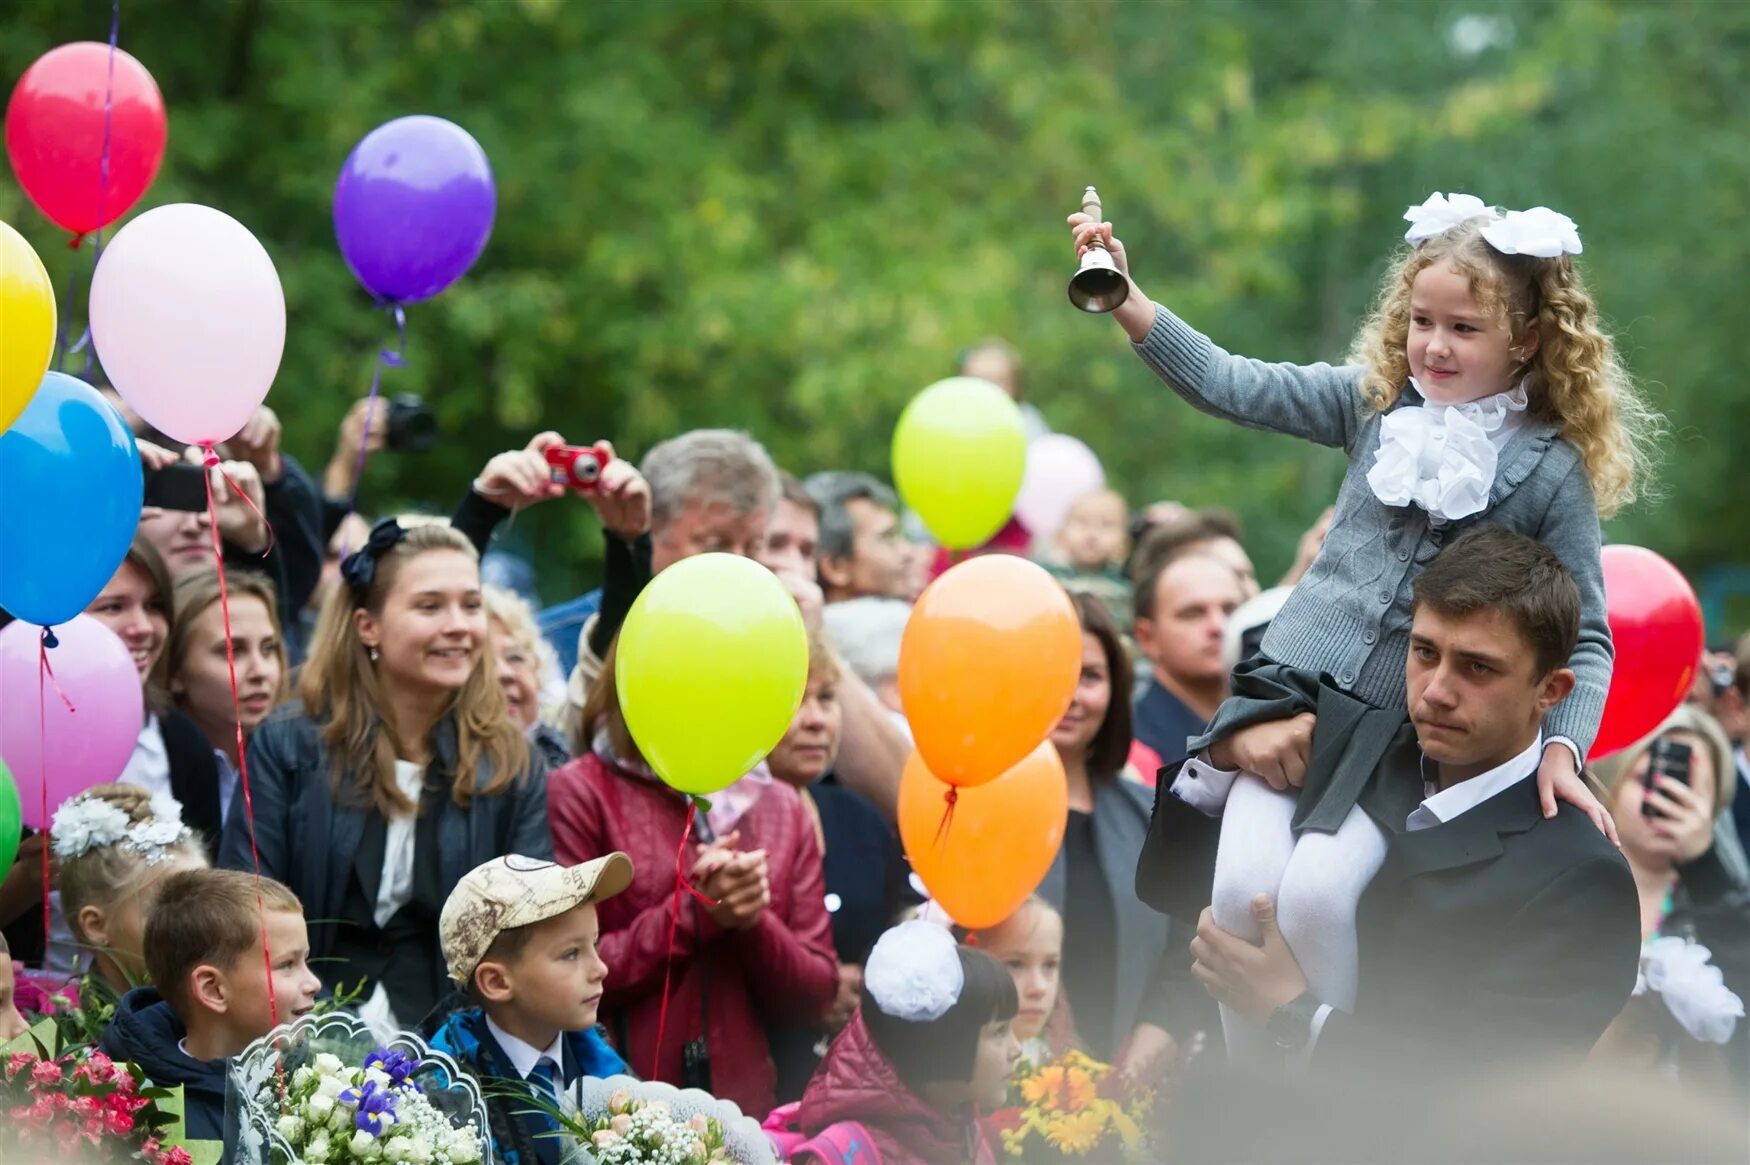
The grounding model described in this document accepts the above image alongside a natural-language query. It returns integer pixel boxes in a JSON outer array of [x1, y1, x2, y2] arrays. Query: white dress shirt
[[375, 760, 426, 928], [118, 713, 172, 801], [486, 1015, 566, 1086]]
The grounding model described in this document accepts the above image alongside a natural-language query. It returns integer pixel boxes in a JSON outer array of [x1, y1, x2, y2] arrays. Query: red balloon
[[1589, 546, 1704, 761], [6, 42, 167, 237]]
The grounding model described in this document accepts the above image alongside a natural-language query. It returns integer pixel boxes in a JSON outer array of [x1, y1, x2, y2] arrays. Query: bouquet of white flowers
[[555, 1078, 774, 1165], [230, 1015, 491, 1165]]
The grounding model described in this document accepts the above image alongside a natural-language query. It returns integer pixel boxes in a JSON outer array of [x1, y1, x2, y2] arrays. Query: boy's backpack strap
[[790, 1120, 883, 1164]]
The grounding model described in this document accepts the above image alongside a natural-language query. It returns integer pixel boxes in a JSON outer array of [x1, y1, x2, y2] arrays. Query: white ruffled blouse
[[1366, 381, 1529, 522]]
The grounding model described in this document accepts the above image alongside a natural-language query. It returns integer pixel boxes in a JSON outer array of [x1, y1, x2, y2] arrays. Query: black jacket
[[100, 987, 229, 1144], [216, 705, 552, 1000], [1314, 775, 1640, 1078]]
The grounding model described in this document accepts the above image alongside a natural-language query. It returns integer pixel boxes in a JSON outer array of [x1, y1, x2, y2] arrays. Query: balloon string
[[202, 449, 279, 1031], [933, 787, 959, 850], [55, 0, 121, 372], [201, 447, 277, 557], [652, 801, 711, 1079], [340, 303, 408, 555], [37, 635, 54, 961]]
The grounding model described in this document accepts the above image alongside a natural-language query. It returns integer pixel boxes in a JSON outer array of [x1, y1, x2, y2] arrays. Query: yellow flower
[[1044, 1108, 1107, 1156], [1020, 1063, 1098, 1112]]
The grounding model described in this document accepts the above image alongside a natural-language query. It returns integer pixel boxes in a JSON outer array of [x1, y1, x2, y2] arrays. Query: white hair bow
[[866, 919, 963, 1022], [1403, 192, 1582, 257]]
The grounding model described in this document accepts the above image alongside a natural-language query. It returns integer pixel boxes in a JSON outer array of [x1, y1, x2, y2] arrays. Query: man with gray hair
[[540, 428, 780, 681], [822, 597, 911, 716], [804, 471, 913, 605]]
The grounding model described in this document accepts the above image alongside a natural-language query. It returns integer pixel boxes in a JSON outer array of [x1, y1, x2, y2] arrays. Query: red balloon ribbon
[[201, 447, 280, 1029], [35, 631, 75, 964], [650, 801, 716, 1079]]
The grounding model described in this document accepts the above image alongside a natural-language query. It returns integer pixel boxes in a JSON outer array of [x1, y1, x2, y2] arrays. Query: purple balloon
[[333, 115, 496, 303]]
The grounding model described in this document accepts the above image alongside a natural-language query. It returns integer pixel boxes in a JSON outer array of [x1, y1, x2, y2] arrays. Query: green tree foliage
[[3, 0, 1744, 631]]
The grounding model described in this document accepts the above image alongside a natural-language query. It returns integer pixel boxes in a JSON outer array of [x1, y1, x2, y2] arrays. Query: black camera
[[385, 394, 437, 453]]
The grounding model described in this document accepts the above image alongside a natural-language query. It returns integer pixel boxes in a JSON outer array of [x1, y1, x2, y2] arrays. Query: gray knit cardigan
[[1131, 303, 1611, 757]]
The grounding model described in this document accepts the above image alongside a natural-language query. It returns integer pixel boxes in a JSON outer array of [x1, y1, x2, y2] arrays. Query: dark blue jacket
[[100, 988, 228, 1144], [429, 1006, 628, 1165]]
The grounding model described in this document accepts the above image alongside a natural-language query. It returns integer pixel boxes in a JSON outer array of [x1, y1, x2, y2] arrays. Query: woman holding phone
[[1590, 706, 1750, 1095]]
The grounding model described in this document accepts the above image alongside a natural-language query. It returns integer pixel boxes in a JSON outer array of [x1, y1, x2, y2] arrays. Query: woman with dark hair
[[770, 921, 1021, 1165], [220, 519, 550, 1030], [1038, 593, 1208, 1078], [168, 568, 290, 828]]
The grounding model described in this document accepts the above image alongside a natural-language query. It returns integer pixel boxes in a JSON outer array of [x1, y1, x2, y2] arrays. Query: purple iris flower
[[340, 1078, 399, 1133], [364, 1048, 421, 1088]]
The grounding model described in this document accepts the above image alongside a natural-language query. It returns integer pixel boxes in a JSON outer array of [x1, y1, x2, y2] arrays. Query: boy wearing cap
[[430, 853, 635, 1165]]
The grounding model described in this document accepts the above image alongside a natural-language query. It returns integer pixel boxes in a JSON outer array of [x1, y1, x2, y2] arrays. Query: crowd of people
[[2, 193, 1749, 1164]]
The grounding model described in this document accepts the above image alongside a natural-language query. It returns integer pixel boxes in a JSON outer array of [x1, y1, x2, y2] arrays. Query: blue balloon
[[0, 372, 143, 626]]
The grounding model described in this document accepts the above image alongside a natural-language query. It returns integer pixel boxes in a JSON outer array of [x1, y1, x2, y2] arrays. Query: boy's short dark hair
[[778, 471, 820, 518], [1130, 508, 1245, 620], [466, 923, 539, 1003], [1411, 526, 1581, 676], [862, 945, 1019, 1091], [144, 868, 303, 1016]]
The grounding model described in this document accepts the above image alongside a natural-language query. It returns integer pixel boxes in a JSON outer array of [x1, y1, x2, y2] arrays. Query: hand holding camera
[[1641, 736, 1712, 863]]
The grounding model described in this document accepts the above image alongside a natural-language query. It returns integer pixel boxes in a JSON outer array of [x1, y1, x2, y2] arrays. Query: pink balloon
[[0, 616, 143, 830], [89, 203, 285, 446], [1014, 434, 1105, 543]]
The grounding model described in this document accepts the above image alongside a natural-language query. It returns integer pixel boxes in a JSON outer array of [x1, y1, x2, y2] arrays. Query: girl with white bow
[[1070, 193, 1661, 1058]]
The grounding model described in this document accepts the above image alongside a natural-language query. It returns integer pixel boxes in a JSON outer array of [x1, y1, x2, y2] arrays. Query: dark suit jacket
[[1315, 775, 1640, 1077]]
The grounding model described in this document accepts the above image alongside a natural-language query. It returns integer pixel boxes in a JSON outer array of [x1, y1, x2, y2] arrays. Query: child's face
[[982, 906, 1063, 1042], [1055, 491, 1128, 570], [0, 952, 28, 1042], [222, 908, 322, 1042], [490, 903, 610, 1038], [968, 1017, 1024, 1110], [1407, 261, 1529, 406], [84, 855, 207, 988]]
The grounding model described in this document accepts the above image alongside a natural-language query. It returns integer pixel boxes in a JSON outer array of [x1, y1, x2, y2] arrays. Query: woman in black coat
[[219, 519, 549, 1030]]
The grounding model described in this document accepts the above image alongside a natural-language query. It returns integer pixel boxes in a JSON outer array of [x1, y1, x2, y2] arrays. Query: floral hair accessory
[[50, 791, 195, 865], [1635, 936, 1744, 1044], [1480, 206, 1583, 258], [1402, 192, 1497, 245], [866, 919, 963, 1022], [339, 517, 408, 596]]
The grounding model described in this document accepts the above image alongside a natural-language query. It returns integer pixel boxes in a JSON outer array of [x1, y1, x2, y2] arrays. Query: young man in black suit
[[1187, 527, 1640, 1077]]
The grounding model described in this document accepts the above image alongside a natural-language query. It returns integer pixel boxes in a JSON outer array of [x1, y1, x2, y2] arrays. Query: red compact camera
[[545, 444, 609, 491]]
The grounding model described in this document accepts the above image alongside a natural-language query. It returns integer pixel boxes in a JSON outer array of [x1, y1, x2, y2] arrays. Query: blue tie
[[524, 1058, 564, 1164]]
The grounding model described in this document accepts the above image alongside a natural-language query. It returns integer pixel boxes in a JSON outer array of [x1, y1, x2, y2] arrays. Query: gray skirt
[[1187, 658, 1424, 836]]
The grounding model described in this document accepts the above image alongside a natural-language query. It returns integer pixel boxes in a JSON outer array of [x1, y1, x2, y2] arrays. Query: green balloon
[[891, 377, 1027, 551], [0, 760, 20, 876]]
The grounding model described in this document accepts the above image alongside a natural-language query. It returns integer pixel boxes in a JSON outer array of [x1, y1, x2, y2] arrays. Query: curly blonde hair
[[1350, 220, 1660, 517]]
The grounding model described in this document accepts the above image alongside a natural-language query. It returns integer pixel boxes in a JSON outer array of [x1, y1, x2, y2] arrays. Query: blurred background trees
[[4, 0, 1745, 635]]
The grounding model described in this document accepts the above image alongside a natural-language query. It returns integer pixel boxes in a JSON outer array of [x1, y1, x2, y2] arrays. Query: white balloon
[[90, 203, 285, 446], [1014, 433, 1105, 542]]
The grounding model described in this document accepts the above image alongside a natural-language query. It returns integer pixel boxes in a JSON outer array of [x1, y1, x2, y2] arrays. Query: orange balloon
[[898, 555, 1080, 787], [899, 743, 1068, 930]]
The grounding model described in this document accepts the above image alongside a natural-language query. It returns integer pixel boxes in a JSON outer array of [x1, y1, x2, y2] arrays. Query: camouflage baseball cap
[[440, 853, 634, 986]]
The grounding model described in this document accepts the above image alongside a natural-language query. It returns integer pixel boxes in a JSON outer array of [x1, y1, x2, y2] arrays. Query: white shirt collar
[[485, 1014, 564, 1081], [1408, 733, 1543, 831]]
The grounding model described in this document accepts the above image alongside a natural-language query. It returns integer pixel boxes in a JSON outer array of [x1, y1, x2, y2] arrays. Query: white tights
[[1211, 774, 1390, 1063]]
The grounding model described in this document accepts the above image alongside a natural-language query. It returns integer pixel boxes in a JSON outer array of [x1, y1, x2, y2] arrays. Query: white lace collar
[[1367, 381, 1529, 522]]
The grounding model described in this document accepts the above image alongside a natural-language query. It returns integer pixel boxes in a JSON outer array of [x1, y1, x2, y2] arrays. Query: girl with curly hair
[[1071, 193, 1659, 1059]]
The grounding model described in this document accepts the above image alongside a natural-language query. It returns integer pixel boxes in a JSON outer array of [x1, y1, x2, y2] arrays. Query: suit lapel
[[1396, 777, 1544, 878]]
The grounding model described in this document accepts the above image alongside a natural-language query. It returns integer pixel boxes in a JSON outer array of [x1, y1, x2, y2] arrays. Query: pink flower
[[30, 1059, 64, 1085], [6, 1051, 36, 1079], [162, 1148, 194, 1165]]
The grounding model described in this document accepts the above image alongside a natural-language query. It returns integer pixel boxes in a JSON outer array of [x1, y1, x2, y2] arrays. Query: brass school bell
[[1067, 186, 1130, 314]]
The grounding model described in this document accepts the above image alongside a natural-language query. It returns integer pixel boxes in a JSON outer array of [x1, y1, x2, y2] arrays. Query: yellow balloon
[[892, 376, 1026, 550], [0, 221, 57, 433], [615, 553, 809, 797]]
